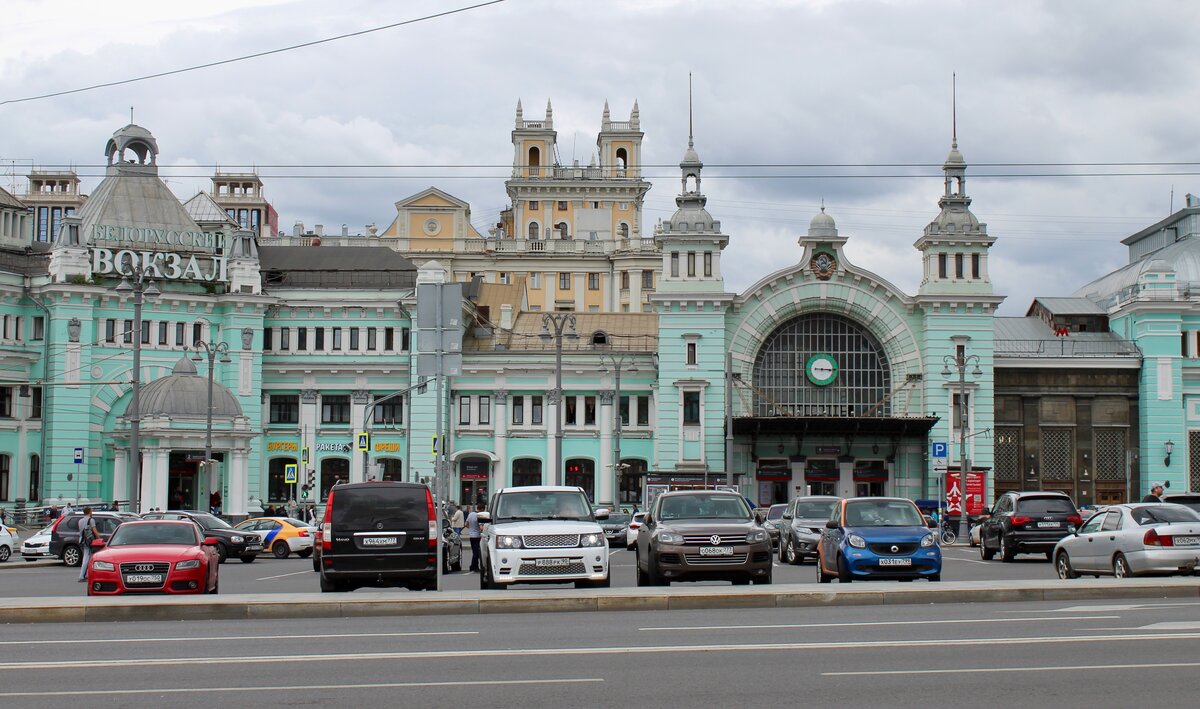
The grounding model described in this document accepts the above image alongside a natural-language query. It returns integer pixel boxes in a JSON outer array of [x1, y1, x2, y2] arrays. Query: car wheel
[[239, 555, 256, 563], [319, 574, 346, 593], [272, 541, 290, 559], [784, 538, 799, 565], [216, 543, 228, 564], [753, 567, 773, 585], [312, 555, 320, 573], [645, 559, 667, 586], [999, 534, 1015, 562], [816, 553, 832, 584], [837, 554, 852, 583], [1113, 553, 1133, 578], [297, 549, 313, 559], [62, 544, 82, 568], [980, 534, 995, 561], [0, 545, 10, 562], [1055, 551, 1079, 580]]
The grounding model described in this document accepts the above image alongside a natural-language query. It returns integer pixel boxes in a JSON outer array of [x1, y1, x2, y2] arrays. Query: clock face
[[805, 353, 839, 386]]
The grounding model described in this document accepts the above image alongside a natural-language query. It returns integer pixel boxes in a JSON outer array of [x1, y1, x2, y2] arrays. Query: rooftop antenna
[[688, 72, 694, 147], [572, 130, 578, 165], [130, 106, 134, 124], [1170, 185, 1175, 214], [951, 73, 957, 147]]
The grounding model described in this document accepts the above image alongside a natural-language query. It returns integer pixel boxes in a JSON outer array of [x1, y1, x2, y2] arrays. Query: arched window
[[268, 458, 297, 503], [616, 148, 628, 174], [565, 458, 595, 500], [618, 458, 648, 506], [528, 222, 540, 240], [591, 331, 609, 346], [618, 223, 630, 239], [556, 222, 570, 240], [685, 175, 698, 193], [528, 146, 541, 177], [320, 458, 350, 501], [512, 458, 542, 487], [28, 454, 40, 502], [379, 458, 402, 482]]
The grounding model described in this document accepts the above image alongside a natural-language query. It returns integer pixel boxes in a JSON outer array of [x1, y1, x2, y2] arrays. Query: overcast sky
[[3, 0, 1196, 316]]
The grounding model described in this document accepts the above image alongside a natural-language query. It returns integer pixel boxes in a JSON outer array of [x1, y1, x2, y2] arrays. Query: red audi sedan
[[86, 520, 220, 596]]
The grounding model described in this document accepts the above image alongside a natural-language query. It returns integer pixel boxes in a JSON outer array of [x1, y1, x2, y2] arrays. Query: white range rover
[[478, 486, 611, 589]]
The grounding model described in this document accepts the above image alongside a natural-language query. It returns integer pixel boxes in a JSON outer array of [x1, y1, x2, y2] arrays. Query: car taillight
[[321, 490, 335, 551], [425, 487, 437, 549], [1144, 528, 1174, 547], [1009, 515, 1032, 526], [630, 522, 641, 529], [298, 529, 310, 538], [1067, 515, 1082, 526]]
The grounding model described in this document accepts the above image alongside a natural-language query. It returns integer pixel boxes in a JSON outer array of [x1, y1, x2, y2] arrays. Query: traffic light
[[300, 485, 309, 499], [306, 469, 315, 487]]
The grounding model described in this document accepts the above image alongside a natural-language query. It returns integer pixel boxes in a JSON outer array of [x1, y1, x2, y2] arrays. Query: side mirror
[[825, 520, 839, 530], [782, 514, 793, 520], [594, 508, 610, 520], [90, 538, 106, 549], [202, 537, 221, 546], [476, 511, 492, 523]]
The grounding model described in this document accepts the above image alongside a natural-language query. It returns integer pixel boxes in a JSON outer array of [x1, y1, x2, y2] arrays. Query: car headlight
[[747, 529, 769, 543], [920, 534, 936, 548], [92, 560, 114, 571], [230, 536, 244, 543], [847, 534, 867, 549], [497, 535, 522, 549], [658, 531, 684, 545], [581, 533, 604, 547], [176, 559, 201, 570]]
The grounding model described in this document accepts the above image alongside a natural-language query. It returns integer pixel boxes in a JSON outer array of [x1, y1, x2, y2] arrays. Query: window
[[105, 319, 116, 343], [382, 327, 394, 351], [269, 394, 299, 424], [529, 200, 539, 210], [479, 396, 490, 425], [687, 252, 696, 277], [559, 272, 571, 290], [32, 316, 44, 341], [30, 387, 42, 419], [592, 201, 600, 209], [670, 253, 680, 277], [621, 272, 629, 290], [531, 395, 544, 425], [175, 322, 184, 346], [557, 201, 567, 210], [528, 222, 540, 240], [373, 396, 404, 426], [530, 272, 542, 289], [619, 396, 630, 426], [157, 322, 168, 345], [686, 342, 698, 365], [315, 327, 325, 350], [29, 454, 40, 502], [683, 391, 701, 425], [321, 395, 351, 424], [642, 270, 653, 289], [402, 328, 411, 350], [618, 223, 630, 238], [298, 327, 308, 351], [367, 328, 377, 351], [0, 387, 12, 417], [704, 252, 713, 277], [193, 322, 203, 345], [499, 272, 511, 285], [583, 396, 596, 426], [565, 396, 578, 426], [955, 253, 964, 279], [459, 396, 472, 425], [512, 396, 525, 425], [332, 328, 343, 350], [556, 222, 569, 239], [588, 273, 600, 290], [637, 395, 650, 426], [263, 328, 273, 351], [0, 454, 8, 502], [141, 320, 150, 345], [123, 319, 133, 344], [938, 253, 948, 278], [349, 327, 360, 350], [279, 328, 290, 351], [972, 253, 980, 278]]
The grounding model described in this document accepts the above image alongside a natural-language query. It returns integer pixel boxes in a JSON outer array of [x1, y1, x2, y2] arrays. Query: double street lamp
[[539, 313, 578, 486], [942, 346, 982, 542], [597, 352, 638, 510], [191, 338, 231, 507], [113, 266, 159, 512]]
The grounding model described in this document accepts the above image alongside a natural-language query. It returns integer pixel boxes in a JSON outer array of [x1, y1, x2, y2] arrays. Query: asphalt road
[[0, 544, 1056, 597], [1, 597, 1198, 707]]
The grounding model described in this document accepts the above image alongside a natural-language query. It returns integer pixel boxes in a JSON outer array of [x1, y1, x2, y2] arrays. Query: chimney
[[314, 224, 324, 237], [293, 221, 303, 237], [500, 304, 513, 330]]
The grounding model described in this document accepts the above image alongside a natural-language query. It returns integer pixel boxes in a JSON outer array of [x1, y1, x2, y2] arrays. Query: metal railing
[[463, 335, 658, 353], [994, 339, 1141, 358]]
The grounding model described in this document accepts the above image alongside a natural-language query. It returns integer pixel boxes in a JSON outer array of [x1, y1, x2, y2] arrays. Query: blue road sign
[[284, 464, 299, 484], [73, 448, 84, 464], [931, 441, 948, 458]]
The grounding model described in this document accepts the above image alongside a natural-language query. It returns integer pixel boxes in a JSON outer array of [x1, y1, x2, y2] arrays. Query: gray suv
[[778, 496, 840, 565]]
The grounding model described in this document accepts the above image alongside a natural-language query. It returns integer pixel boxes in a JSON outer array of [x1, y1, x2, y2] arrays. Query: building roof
[[183, 192, 238, 227], [0, 185, 25, 210], [259, 245, 417, 289], [1074, 236, 1200, 304], [139, 357, 243, 419], [467, 312, 658, 352], [74, 172, 203, 239], [1027, 297, 1106, 316], [994, 317, 1139, 359]]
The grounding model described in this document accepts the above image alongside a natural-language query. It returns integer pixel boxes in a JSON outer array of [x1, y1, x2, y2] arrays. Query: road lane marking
[[255, 570, 313, 581], [1015, 602, 1200, 613], [639, 616, 1119, 631], [824, 661, 1200, 677], [0, 631, 478, 647], [0, 678, 604, 699], [9, 631, 1199, 670], [940, 556, 990, 565]]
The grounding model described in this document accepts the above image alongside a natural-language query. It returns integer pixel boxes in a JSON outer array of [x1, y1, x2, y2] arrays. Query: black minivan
[[318, 481, 437, 592]]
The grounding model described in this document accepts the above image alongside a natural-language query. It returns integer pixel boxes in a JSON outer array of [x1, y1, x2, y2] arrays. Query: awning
[[732, 416, 939, 437]]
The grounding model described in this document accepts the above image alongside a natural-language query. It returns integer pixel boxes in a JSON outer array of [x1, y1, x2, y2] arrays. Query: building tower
[[210, 171, 278, 240], [22, 169, 85, 244]]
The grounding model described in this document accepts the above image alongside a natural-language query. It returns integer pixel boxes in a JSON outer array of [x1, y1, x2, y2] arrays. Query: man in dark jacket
[[1142, 481, 1165, 503]]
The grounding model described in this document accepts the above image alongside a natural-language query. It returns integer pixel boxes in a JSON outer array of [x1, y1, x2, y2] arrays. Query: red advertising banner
[[945, 470, 986, 516]]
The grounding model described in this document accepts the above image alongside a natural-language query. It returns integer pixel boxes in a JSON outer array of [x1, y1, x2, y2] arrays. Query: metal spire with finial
[[951, 72, 957, 148], [130, 106, 134, 124], [688, 72, 694, 148]]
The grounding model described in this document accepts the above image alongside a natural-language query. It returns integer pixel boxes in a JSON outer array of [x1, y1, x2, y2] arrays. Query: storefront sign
[[267, 442, 299, 452], [89, 224, 229, 282], [315, 442, 352, 453], [460, 458, 489, 480], [374, 442, 401, 452], [815, 446, 841, 455], [945, 470, 986, 516]]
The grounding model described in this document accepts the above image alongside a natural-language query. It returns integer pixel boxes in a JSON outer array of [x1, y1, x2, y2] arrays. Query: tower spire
[[688, 72, 694, 148], [951, 72, 957, 148]]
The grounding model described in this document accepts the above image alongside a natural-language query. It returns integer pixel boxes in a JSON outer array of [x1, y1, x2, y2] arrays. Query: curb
[[3, 578, 1199, 625], [0, 559, 60, 570]]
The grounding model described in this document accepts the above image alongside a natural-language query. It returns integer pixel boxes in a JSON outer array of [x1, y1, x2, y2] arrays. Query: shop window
[[565, 459, 595, 500], [268, 458, 296, 503], [320, 458, 349, 500], [512, 458, 542, 487], [379, 458, 403, 482]]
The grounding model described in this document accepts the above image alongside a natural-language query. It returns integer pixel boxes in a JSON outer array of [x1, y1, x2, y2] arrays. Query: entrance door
[[459, 456, 490, 505], [167, 454, 198, 511], [1095, 485, 1125, 506], [460, 480, 489, 507]]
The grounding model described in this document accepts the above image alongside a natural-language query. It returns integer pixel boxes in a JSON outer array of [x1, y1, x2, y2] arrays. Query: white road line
[[940, 556, 990, 565], [639, 616, 1119, 631], [0, 631, 478, 647], [0, 678, 604, 699], [255, 570, 312, 581], [824, 661, 1200, 677], [10, 631, 1200, 670], [1013, 602, 1200, 613]]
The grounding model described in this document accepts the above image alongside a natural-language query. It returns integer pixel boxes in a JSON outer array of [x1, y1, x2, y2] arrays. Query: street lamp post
[[191, 339, 231, 510], [597, 352, 638, 510], [114, 266, 160, 512], [942, 348, 982, 542], [539, 313, 578, 486]]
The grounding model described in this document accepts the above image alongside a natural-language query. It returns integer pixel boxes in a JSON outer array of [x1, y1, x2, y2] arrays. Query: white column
[[113, 448, 128, 508], [300, 389, 318, 481], [350, 391, 369, 483], [229, 448, 249, 516], [147, 449, 169, 512], [599, 390, 614, 507], [629, 272, 642, 312], [546, 398, 559, 485], [493, 390, 508, 489], [574, 271, 584, 310]]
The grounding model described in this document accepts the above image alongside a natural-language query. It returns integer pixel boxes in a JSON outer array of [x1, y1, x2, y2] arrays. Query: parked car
[[817, 497, 941, 583], [761, 504, 787, 549], [234, 517, 315, 558], [142, 511, 261, 563], [1162, 494, 1200, 515], [778, 496, 839, 565], [0, 524, 15, 562], [319, 481, 439, 592], [636, 489, 772, 586], [625, 512, 646, 550], [1053, 503, 1200, 578], [600, 513, 632, 546], [978, 491, 1082, 562], [50, 511, 140, 567], [479, 486, 610, 590], [86, 520, 220, 595], [21, 525, 53, 561]]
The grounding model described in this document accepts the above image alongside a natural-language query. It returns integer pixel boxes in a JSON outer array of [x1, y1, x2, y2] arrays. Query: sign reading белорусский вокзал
[[89, 224, 229, 282]]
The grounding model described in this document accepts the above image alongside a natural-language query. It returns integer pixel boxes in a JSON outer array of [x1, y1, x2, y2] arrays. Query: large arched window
[[528, 222, 540, 240], [268, 458, 297, 503], [512, 458, 542, 487], [615, 148, 628, 174], [320, 458, 349, 500], [528, 146, 541, 177], [752, 313, 891, 417]]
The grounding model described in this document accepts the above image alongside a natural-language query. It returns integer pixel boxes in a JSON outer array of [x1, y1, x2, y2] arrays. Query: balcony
[[457, 238, 659, 255], [510, 165, 642, 180]]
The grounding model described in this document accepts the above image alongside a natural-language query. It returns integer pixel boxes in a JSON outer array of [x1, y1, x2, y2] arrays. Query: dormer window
[[591, 331, 609, 346]]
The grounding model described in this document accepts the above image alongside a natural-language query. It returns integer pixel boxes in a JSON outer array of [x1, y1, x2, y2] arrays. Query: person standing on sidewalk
[[451, 505, 465, 536], [77, 507, 98, 582], [466, 503, 485, 572]]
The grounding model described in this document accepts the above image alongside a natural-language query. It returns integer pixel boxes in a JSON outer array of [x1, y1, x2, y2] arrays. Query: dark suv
[[979, 491, 1082, 562], [318, 481, 437, 593], [141, 511, 262, 563], [50, 512, 140, 567]]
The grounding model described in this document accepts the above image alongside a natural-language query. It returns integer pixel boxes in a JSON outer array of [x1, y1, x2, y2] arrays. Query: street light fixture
[[539, 313, 578, 485], [598, 352, 638, 510], [113, 266, 159, 512], [191, 338, 231, 509], [942, 347, 981, 543]]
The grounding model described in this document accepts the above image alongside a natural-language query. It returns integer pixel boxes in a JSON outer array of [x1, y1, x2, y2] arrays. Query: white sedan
[[625, 512, 645, 550], [1053, 503, 1200, 578], [0, 525, 17, 562]]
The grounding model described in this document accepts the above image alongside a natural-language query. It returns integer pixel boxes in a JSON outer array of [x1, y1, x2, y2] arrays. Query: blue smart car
[[817, 497, 942, 582]]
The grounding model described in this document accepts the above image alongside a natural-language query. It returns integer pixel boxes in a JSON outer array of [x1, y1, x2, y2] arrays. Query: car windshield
[[283, 518, 310, 528], [494, 491, 593, 521], [604, 514, 631, 525], [766, 505, 786, 521], [109, 523, 198, 546], [190, 513, 232, 530], [1132, 505, 1200, 526], [843, 500, 924, 527], [658, 494, 752, 521], [795, 500, 838, 519], [1165, 497, 1200, 513], [1015, 497, 1077, 516]]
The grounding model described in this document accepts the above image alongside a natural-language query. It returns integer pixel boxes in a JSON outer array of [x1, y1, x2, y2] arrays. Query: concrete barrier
[[3, 579, 1198, 625]]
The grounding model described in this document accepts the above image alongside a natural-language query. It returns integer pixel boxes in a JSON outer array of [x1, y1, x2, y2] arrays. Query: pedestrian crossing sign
[[284, 464, 298, 484], [357, 432, 370, 452]]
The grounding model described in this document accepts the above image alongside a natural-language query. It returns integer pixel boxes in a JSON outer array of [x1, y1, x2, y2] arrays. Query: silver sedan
[[1053, 503, 1200, 578]]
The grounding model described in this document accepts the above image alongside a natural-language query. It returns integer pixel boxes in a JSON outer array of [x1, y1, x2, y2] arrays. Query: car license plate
[[878, 558, 911, 566], [535, 558, 569, 567], [1174, 535, 1200, 546], [1037, 522, 1060, 528], [362, 537, 396, 546], [125, 574, 163, 584], [246, 544, 261, 551], [699, 546, 734, 556]]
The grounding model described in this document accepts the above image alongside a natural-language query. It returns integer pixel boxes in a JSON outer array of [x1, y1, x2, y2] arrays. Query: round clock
[[805, 353, 839, 386]]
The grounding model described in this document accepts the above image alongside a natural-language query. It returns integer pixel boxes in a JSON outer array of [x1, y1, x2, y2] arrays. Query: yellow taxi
[[233, 517, 316, 559]]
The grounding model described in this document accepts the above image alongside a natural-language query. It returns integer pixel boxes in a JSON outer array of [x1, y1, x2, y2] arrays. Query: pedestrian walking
[[78, 507, 98, 582], [451, 505, 465, 535], [209, 490, 223, 516], [1142, 481, 1166, 503], [286, 497, 298, 519], [466, 503, 485, 572]]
